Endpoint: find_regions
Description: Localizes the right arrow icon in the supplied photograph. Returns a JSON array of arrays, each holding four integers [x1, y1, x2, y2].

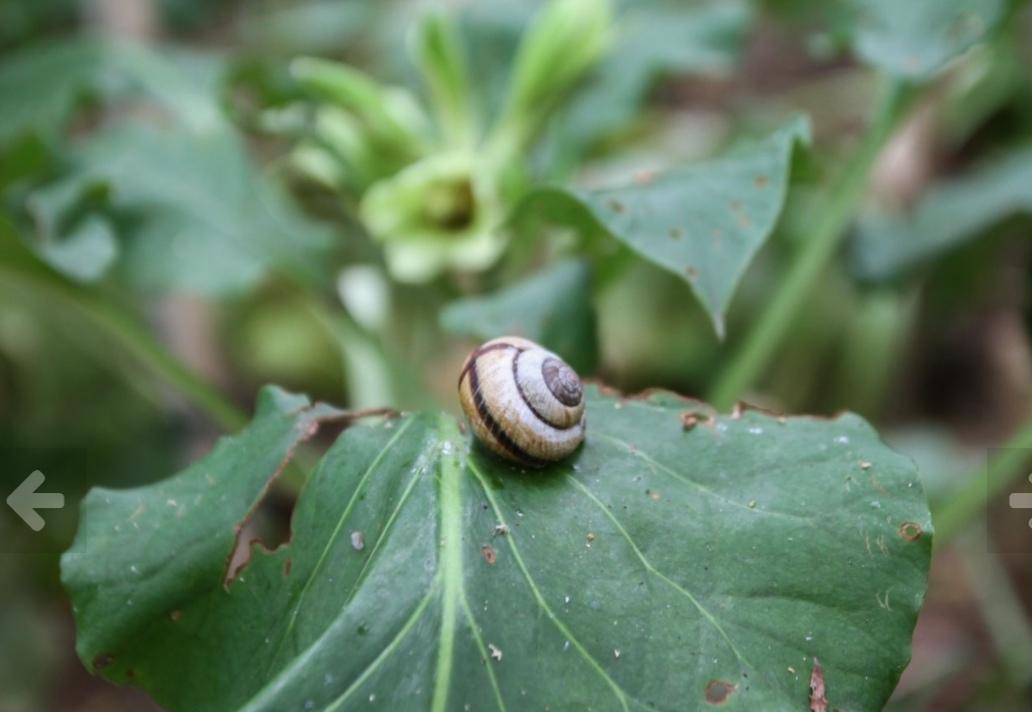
[[7, 470, 64, 532]]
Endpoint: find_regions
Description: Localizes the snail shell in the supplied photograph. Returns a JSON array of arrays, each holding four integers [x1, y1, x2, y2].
[[458, 337, 586, 466]]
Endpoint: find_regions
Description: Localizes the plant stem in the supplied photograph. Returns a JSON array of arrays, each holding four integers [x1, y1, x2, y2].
[[0, 262, 247, 431], [933, 412, 1032, 545], [708, 76, 913, 410], [956, 529, 1032, 685]]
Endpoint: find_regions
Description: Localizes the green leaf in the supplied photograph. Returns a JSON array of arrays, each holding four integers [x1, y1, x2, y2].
[[518, 119, 810, 337], [440, 259, 598, 372], [1, 39, 330, 294], [413, 12, 474, 144], [0, 38, 109, 144], [34, 216, 118, 283], [0, 37, 226, 145], [850, 147, 1032, 281], [561, 0, 751, 149], [63, 384, 931, 711], [27, 122, 332, 295], [291, 56, 430, 158], [849, 0, 1007, 80], [491, 0, 614, 155]]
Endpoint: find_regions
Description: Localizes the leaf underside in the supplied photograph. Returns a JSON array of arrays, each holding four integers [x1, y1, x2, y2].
[[62, 385, 931, 711]]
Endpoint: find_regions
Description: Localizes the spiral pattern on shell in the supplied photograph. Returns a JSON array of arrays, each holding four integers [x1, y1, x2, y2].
[[458, 337, 586, 466]]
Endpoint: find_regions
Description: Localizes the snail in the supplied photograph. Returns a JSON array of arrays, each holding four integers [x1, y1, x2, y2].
[[458, 337, 586, 466]]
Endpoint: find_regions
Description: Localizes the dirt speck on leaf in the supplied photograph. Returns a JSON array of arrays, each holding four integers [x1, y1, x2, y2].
[[493, 523, 510, 537], [754, 174, 769, 189], [899, 521, 923, 541], [488, 643, 503, 661], [92, 653, 115, 670], [809, 658, 828, 712], [860, 460, 872, 470], [481, 545, 497, 565], [350, 531, 365, 551], [669, 227, 684, 240], [634, 170, 657, 185], [704, 679, 735, 704], [169, 609, 182, 622], [607, 199, 625, 213]]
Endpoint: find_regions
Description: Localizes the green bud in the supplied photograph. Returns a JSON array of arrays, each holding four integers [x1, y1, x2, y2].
[[412, 12, 474, 145], [291, 56, 429, 158], [359, 152, 507, 283], [492, 0, 613, 156], [290, 141, 345, 190]]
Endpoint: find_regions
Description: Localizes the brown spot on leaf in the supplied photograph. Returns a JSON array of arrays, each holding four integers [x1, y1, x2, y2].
[[125, 669, 135, 679], [680, 411, 712, 431], [809, 658, 828, 712], [283, 559, 293, 577], [705, 679, 735, 704], [899, 521, 923, 542], [481, 545, 497, 565], [754, 175, 769, 189], [92, 653, 115, 671], [607, 199, 625, 213], [730, 200, 743, 212], [686, 266, 699, 281], [169, 609, 182, 622], [669, 227, 683, 240], [634, 170, 657, 185]]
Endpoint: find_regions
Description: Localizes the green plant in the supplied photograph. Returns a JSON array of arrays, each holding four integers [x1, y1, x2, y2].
[[1, 0, 1031, 709]]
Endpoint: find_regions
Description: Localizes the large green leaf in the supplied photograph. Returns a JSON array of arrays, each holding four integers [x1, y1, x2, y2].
[[517, 119, 808, 336], [63, 384, 931, 711], [849, 0, 1007, 79], [850, 148, 1032, 281], [440, 259, 598, 372]]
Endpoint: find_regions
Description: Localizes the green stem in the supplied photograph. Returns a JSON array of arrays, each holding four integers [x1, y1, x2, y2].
[[0, 262, 247, 432], [708, 76, 914, 410], [955, 529, 1032, 685], [933, 412, 1032, 544]]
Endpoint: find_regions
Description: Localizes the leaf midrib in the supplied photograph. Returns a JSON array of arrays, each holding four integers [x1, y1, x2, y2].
[[431, 415, 463, 712]]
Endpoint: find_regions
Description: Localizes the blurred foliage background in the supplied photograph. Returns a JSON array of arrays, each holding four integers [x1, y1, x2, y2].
[[1, 0, 1031, 709]]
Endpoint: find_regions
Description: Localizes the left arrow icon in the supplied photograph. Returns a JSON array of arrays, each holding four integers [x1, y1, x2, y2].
[[7, 470, 64, 532]]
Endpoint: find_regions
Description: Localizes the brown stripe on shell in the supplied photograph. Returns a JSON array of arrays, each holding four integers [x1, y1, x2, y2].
[[457, 341, 521, 387], [465, 353, 548, 467]]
